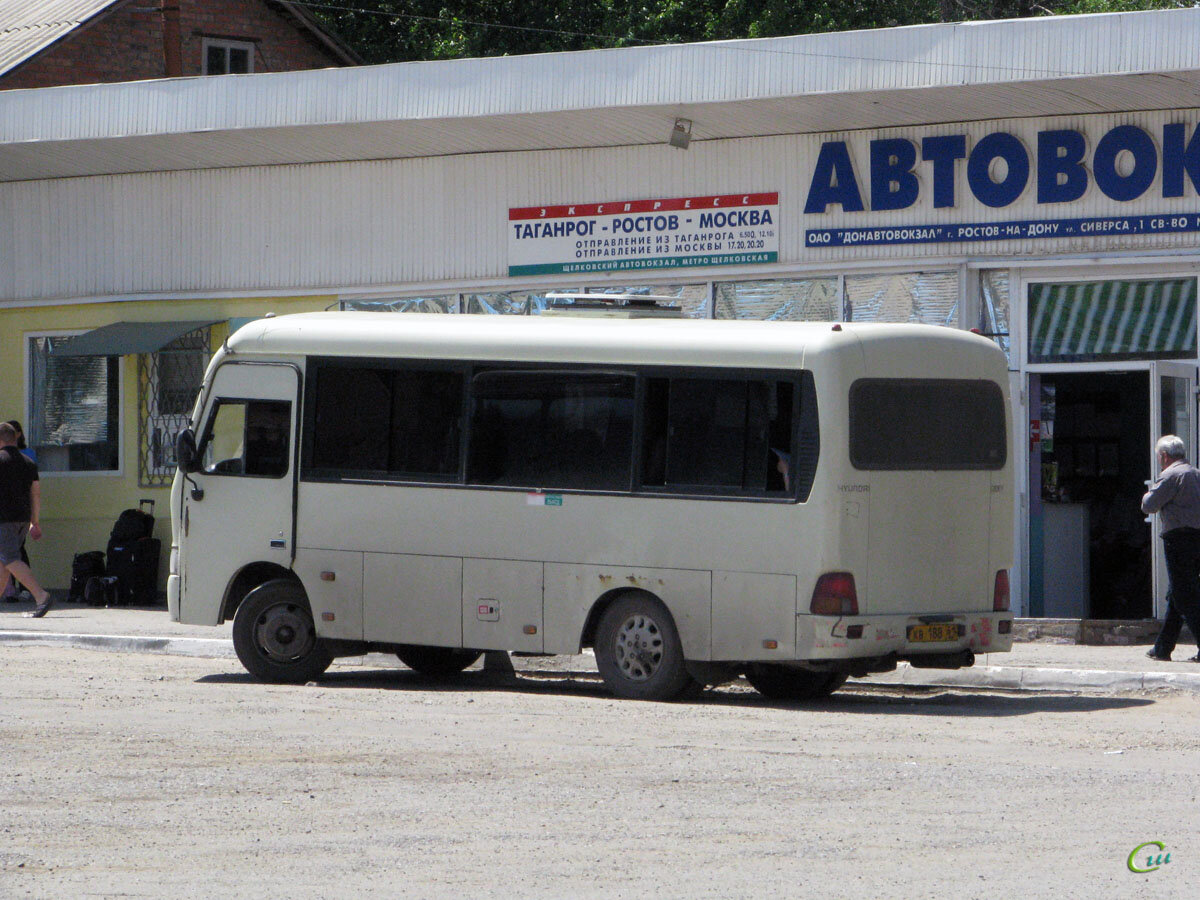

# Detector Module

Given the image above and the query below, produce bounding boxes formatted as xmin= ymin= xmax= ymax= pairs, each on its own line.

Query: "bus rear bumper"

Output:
xmin=798 ymin=612 xmax=1014 ymax=667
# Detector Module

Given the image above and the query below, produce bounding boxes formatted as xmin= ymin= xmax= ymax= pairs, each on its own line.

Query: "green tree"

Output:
xmin=304 ymin=0 xmax=1195 ymax=66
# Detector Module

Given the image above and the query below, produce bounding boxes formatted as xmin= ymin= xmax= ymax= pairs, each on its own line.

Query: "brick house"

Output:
xmin=0 ymin=0 xmax=359 ymax=90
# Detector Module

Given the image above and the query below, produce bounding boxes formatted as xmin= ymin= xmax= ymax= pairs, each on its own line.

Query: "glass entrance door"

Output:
xmin=1150 ymin=362 xmax=1198 ymax=618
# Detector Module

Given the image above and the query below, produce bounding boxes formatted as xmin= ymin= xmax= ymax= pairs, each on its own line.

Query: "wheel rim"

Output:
xmin=613 ymin=613 xmax=664 ymax=682
xmin=254 ymin=601 xmax=316 ymax=663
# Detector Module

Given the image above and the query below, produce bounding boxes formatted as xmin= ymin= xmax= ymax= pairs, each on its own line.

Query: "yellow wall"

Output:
xmin=0 ymin=295 xmax=335 ymax=591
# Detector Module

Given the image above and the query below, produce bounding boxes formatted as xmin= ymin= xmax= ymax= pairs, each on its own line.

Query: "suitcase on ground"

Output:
xmin=69 ymin=550 xmax=106 ymax=602
xmin=107 ymin=536 xmax=162 ymax=606
xmin=106 ymin=499 xmax=161 ymax=606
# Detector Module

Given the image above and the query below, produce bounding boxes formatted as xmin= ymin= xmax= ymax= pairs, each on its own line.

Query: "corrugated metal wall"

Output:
xmin=6 ymin=10 xmax=1200 ymax=148
xmin=5 ymin=105 xmax=1200 ymax=302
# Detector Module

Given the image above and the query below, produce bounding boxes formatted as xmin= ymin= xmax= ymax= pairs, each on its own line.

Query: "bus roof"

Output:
xmin=223 ymin=311 xmax=1001 ymax=371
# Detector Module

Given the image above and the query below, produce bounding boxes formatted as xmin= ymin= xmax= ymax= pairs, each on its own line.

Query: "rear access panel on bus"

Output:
xmin=462 ymin=558 xmax=544 ymax=654
xmin=363 ymin=553 xmax=463 ymax=647
xmin=710 ymin=572 xmax=797 ymax=660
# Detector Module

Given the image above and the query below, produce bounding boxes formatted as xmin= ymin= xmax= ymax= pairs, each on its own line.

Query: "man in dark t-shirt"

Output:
xmin=0 ymin=422 xmax=52 ymax=617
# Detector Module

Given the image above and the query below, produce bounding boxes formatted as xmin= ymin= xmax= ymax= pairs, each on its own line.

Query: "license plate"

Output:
xmin=907 ymin=623 xmax=960 ymax=643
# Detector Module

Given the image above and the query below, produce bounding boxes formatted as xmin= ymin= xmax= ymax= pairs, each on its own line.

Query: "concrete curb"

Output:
xmin=868 ymin=662 xmax=1200 ymax=694
xmin=4 ymin=630 xmax=1200 ymax=694
xmin=0 ymin=630 xmax=236 ymax=659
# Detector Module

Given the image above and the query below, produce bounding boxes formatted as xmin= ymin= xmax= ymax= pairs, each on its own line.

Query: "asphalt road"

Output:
xmin=2 ymin=644 xmax=1196 ymax=899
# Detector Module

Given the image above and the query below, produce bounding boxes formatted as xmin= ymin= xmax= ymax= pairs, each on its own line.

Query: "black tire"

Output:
xmin=745 ymin=664 xmax=848 ymax=701
xmin=594 ymin=592 xmax=698 ymax=701
xmin=395 ymin=645 xmax=482 ymax=678
xmin=232 ymin=579 xmax=333 ymax=684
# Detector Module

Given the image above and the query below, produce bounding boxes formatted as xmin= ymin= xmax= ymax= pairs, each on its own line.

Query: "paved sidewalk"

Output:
xmin=3 ymin=597 xmax=1200 ymax=694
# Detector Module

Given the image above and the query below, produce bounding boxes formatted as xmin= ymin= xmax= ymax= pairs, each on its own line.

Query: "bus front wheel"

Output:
xmin=745 ymin=664 xmax=847 ymax=701
xmin=232 ymin=580 xmax=333 ymax=684
xmin=595 ymin=592 xmax=697 ymax=701
xmin=396 ymin=645 xmax=482 ymax=678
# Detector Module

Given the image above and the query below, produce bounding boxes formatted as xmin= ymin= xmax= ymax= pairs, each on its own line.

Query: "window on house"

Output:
xmin=202 ymin=39 xmax=254 ymax=75
xmin=978 ymin=269 xmax=1012 ymax=361
xmin=715 ymin=278 xmax=840 ymax=320
xmin=844 ymin=271 xmax=959 ymax=325
xmin=27 ymin=335 xmax=120 ymax=472
xmin=341 ymin=296 xmax=459 ymax=313
xmin=139 ymin=328 xmax=211 ymax=487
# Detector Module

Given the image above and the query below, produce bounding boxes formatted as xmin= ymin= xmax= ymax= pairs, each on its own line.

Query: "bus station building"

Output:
xmin=4 ymin=8 xmax=1200 ymax=620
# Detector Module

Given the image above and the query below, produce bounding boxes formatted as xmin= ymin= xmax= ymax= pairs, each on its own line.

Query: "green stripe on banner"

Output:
xmin=1028 ymin=278 xmax=1197 ymax=363
xmin=508 ymin=252 xmax=777 ymax=277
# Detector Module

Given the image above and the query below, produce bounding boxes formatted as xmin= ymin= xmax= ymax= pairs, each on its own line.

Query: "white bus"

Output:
xmin=169 ymin=306 xmax=1014 ymax=701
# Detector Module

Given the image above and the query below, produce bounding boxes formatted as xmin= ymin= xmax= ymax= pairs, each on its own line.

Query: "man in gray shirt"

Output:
xmin=1141 ymin=434 xmax=1200 ymax=661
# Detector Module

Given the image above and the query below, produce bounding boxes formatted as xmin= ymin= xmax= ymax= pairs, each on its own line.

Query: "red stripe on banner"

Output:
xmin=509 ymin=193 xmax=779 ymax=220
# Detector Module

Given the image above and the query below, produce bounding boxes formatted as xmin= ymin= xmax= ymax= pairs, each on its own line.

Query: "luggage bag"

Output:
xmin=105 ymin=499 xmax=161 ymax=606
xmin=83 ymin=575 xmax=119 ymax=607
xmin=69 ymin=551 xmax=106 ymax=602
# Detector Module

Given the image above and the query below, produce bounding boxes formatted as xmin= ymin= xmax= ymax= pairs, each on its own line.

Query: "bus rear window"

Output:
xmin=849 ymin=379 xmax=1006 ymax=470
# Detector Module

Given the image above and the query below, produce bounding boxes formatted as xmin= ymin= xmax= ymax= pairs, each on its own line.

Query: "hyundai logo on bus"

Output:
xmin=804 ymin=123 xmax=1200 ymax=214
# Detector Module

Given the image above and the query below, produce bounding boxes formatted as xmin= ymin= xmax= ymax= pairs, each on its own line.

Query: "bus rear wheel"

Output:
xmin=595 ymin=592 xmax=697 ymax=701
xmin=745 ymin=665 xmax=848 ymax=701
xmin=395 ymin=645 xmax=482 ymax=678
xmin=232 ymin=580 xmax=333 ymax=684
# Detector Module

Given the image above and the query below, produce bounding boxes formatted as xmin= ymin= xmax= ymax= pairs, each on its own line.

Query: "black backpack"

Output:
xmin=68 ymin=551 xmax=106 ymax=602
xmin=108 ymin=502 xmax=155 ymax=545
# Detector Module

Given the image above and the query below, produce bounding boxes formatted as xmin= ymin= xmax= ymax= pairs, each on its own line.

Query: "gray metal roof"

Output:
xmin=0 ymin=0 xmax=118 ymax=78
xmin=3 ymin=9 xmax=1200 ymax=183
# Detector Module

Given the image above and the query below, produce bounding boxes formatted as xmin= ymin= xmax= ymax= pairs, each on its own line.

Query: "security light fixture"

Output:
xmin=669 ymin=117 xmax=692 ymax=150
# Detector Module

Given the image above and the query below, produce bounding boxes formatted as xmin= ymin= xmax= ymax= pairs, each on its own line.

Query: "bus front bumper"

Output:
xmin=798 ymin=611 xmax=1014 ymax=667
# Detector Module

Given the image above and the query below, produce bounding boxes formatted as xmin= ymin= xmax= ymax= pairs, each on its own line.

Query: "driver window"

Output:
xmin=202 ymin=400 xmax=291 ymax=477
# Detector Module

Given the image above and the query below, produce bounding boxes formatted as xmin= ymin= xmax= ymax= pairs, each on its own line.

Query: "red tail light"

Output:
xmin=993 ymin=570 xmax=1010 ymax=612
xmin=811 ymin=572 xmax=858 ymax=616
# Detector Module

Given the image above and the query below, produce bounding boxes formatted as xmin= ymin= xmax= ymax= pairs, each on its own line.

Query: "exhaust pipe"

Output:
xmin=905 ymin=648 xmax=975 ymax=670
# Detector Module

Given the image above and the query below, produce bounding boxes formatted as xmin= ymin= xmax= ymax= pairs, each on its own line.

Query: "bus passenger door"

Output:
xmin=181 ymin=362 xmax=299 ymax=624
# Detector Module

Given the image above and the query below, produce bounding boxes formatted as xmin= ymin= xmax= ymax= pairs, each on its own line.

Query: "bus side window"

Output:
xmin=201 ymin=399 xmax=290 ymax=478
xmin=765 ymin=380 xmax=795 ymax=493
xmin=244 ymin=401 xmax=291 ymax=477
xmin=467 ymin=370 xmax=634 ymax=491
xmin=306 ymin=362 xmax=463 ymax=480
xmin=640 ymin=376 xmax=784 ymax=494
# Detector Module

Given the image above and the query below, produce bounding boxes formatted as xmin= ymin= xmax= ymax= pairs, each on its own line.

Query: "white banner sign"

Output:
xmin=508 ymin=192 xmax=779 ymax=277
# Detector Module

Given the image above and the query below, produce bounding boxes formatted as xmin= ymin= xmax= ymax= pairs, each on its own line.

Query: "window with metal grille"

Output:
xmin=139 ymin=328 xmax=211 ymax=487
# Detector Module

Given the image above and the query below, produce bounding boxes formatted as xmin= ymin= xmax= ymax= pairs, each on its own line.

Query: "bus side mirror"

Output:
xmin=176 ymin=428 xmax=200 ymax=473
